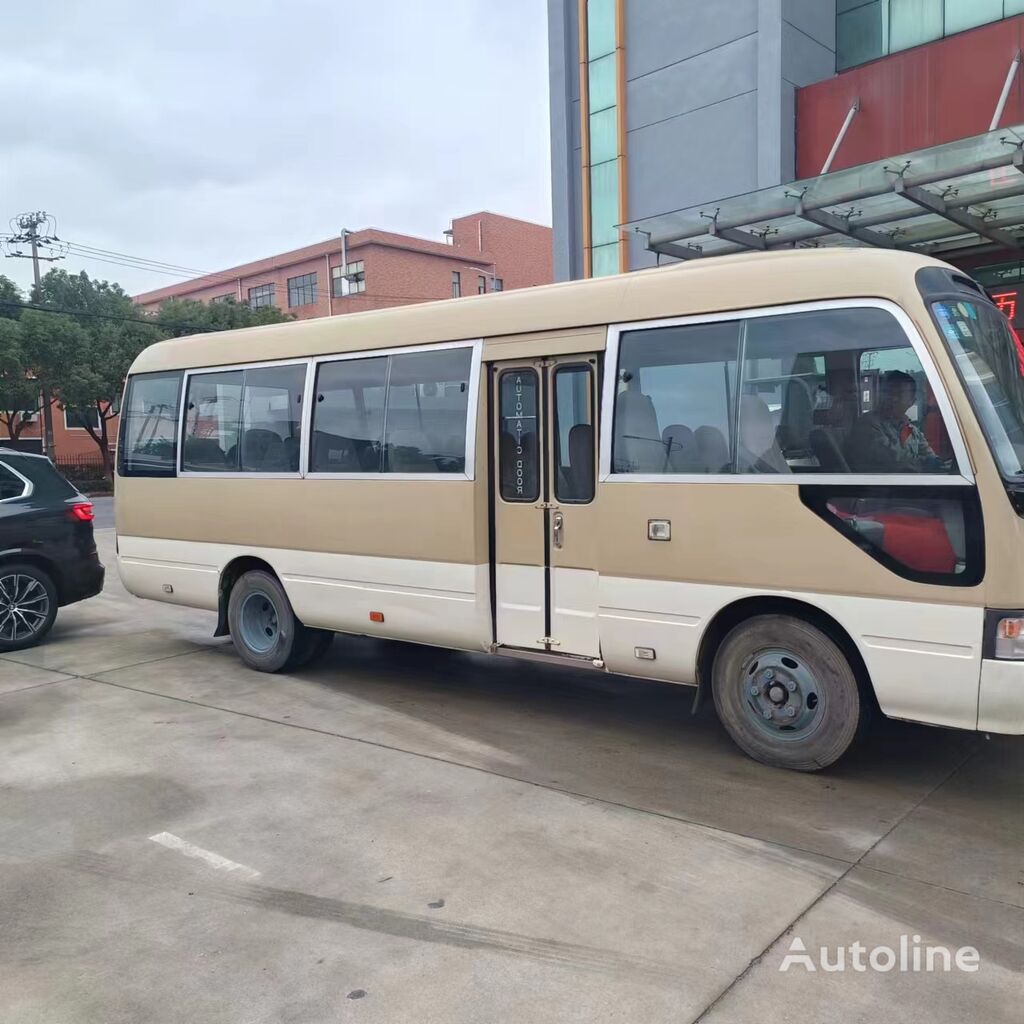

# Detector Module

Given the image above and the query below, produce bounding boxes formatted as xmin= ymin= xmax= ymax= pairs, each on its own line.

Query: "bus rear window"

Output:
xmin=118 ymin=371 xmax=183 ymax=477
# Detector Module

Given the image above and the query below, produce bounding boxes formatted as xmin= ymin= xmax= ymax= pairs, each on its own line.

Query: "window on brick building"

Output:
xmin=478 ymin=275 xmax=487 ymax=295
xmin=287 ymin=272 xmax=317 ymax=307
xmin=64 ymin=406 xmax=101 ymax=431
xmin=211 ymin=293 xmax=235 ymax=304
xmin=248 ymin=283 xmax=276 ymax=309
xmin=452 ymin=271 xmax=461 ymax=298
xmin=493 ymin=278 xmax=504 ymax=292
xmin=331 ymin=261 xmax=365 ymax=297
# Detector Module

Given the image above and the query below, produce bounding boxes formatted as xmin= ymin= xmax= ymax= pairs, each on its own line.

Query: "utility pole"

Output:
xmin=4 ymin=211 xmax=65 ymax=456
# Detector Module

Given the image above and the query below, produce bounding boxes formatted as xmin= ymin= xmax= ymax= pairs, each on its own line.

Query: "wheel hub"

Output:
xmin=741 ymin=649 xmax=825 ymax=738
xmin=0 ymin=574 xmax=49 ymax=643
xmin=239 ymin=590 xmax=280 ymax=654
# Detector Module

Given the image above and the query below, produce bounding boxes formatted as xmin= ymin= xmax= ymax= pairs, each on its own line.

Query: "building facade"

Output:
xmin=135 ymin=212 xmax=553 ymax=320
xmin=549 ymin=0 xmax=1024 ymax=290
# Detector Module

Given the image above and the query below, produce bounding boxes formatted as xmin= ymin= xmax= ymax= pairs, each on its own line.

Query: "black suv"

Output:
xmin=0 ymin=449 xmax=104 ymax=651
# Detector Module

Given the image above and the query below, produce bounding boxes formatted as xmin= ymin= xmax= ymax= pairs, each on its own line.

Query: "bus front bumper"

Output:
xmin=978 ymin=659 xmax=1024 ymax=734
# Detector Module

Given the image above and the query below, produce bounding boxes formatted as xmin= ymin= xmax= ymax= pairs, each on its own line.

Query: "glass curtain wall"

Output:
xmin=583 ymin=0 xmax=623 ymax=276
xmin=838 ymin=0 xmax=1022 ymax=71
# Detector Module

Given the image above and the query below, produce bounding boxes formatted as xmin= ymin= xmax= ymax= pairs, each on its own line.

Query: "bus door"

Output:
xmin=491 ymin=355 xmax=601 ymax=658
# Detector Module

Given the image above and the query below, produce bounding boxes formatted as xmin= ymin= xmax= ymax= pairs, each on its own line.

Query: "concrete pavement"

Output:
xmin=0 ymin=528 xmax=1020 ymax=1023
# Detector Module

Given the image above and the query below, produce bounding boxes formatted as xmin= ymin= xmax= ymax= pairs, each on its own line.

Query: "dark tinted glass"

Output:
xmin=0 ymin=464 xmax=26 ymax=500
xmin=499 ymin=369 xmax=540 ymax=502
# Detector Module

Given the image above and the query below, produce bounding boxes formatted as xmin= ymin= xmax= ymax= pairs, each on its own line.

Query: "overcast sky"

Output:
xmin=1 ymin=0 xmax=551 ymax=297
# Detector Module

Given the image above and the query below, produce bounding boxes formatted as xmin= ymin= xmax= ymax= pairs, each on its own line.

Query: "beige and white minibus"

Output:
xmin=116 ymin=249 xmax=1024 ymax=770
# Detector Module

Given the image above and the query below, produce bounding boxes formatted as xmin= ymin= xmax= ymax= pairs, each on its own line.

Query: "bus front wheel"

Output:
xmin=227 ymin=569 xmax=331 ymax=673
xmin=711 ymin=614 xmax=865 ymax=771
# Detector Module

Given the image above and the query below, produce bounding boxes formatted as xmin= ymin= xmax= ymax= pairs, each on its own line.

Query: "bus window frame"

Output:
xmin=305 ymin=338 xmax=482 ymax=482
xmin=178 ymin=357 xmax=311 ymax=479
xmin=175 ymin=339 xmax=482 ymax=481
xmin=599 ymin=297 xmax=975 ymax=488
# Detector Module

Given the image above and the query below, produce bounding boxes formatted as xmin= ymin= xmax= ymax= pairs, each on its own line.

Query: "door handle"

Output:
xmin=552 ymin=511 xmax=564 ymax=549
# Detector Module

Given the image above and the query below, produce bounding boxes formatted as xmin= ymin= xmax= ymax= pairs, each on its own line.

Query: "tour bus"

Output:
xmin=115 ymin=249 xmax=1024 ymax=770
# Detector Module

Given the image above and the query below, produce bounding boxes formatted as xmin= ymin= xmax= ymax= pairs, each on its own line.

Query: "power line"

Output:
xmin=0 ymin=298 xmax=220 ymax=333
xmin=63 ymin=241 xmax=211 ymax=276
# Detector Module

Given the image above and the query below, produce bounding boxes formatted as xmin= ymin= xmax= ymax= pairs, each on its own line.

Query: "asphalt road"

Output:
xmin=0 ymin=527 xmax=1020 ymax=1023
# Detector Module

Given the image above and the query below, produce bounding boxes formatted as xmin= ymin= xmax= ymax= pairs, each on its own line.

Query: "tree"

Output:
xmin=0 ymin=274 xmax=23 ymax=320
xmin=154 ymin=295 xmax=293 ymax=337
xmin=0 ymin=277 xmax=42 ymax=442
xmin=0 ymin=318 xmax=42 ymax=441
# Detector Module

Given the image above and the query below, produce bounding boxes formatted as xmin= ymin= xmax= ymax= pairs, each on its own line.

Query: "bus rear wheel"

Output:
xmin=711 ymin=614 xmax=864 ymax=771
xmin=228 ymin=569 xmax=330 ymax=673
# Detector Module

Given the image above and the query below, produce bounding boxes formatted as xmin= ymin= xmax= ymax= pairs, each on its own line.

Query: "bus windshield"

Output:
xmin=933 ymin=298 xmax=1024 ymax=479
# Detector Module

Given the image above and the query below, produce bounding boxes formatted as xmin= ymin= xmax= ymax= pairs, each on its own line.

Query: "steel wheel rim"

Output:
xmin=740 ymin=647 xmax=827 ymax=741
xmin=0 ymin=574 xmax=50 ymax=643
xmin=239 ymin=590 xmax=280 ymax=654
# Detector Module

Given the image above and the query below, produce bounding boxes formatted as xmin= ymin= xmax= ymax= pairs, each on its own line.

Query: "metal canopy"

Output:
xmin=624 ymin=125 xmax=1024 ymax=263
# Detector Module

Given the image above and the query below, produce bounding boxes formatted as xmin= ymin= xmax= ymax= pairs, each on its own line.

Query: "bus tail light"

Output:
xmin=994 ymin=616 xmax=1024 ymax=659
xmin=68 ymin=502 xmax=95 ymax=522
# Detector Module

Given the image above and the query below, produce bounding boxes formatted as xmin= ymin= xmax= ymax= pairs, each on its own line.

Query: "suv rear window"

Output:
xmin=0 ymin=453 xmax=76 ymax=500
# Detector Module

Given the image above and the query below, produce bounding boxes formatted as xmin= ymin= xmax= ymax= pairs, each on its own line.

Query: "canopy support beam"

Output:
xmin=894 ymin=179 xmax=1022 ymax=251
xmin=794 ymin=201 xmax=898 ymax=248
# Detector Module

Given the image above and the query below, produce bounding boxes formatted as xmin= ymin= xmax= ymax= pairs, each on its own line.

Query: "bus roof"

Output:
xmin=129 ymin=248 xmax=952 ymax=374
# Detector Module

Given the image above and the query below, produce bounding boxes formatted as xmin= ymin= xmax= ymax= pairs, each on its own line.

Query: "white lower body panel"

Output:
xmin=495 ymin=563 xmax=545 ymax=649
xmin=598 ymin=577 xmax=983 ymax=731
xmin=117 ymin=536 xmax=491 ymax=652
xmin=977 ymin=658 xmax=1024 ymax=734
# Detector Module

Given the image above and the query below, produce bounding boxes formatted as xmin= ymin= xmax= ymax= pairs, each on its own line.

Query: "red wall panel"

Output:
xmin=797 ymin=16 xmax=1024 ymax=178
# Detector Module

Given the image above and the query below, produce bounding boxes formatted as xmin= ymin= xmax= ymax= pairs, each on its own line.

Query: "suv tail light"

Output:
xmin=68 ymin=502 xmax=95 ymax=522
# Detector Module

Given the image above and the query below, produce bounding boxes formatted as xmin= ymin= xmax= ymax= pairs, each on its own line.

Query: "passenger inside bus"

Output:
xmin=845 ymin=369 xmax=941 ymax=473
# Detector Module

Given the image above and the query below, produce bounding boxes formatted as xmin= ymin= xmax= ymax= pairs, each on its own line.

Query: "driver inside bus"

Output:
xmin=846 ymin=369 xmax=941 ymax=472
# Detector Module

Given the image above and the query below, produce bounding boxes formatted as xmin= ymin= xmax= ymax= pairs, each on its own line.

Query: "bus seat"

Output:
xmin=241 ymin=428 xmax=287 ymax=471
xmin=809 ymin=427 xmax=850 ymax=472
xmin=694 ymin=425 xmax=729 ymax=473
xmin=566 ymin=423 xmax=594 ymax=499
xmin=777 ymin=377 xmax=814 ymax=454
xmin=183 ymin=436 xmax=227 ymax=469
xmin=614 ymin=386 xmax=662 ymax=471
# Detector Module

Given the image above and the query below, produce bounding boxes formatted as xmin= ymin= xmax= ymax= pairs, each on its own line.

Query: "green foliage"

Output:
xmin=0 ymin=317 xmax=41 ymax=437
xmin=154 ymin=296 xmax=293 ymax=337
xmin=0 ymin=275 xmax=23 ymax=320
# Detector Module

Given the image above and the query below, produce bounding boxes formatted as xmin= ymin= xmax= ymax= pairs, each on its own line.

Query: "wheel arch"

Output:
xmin=692 ymin=595 xmax=876 ymax=714
xmin=0 ymin=548 xmax=66 ymax=604
xmin=215 ymin=555 xmax=280 ymax=637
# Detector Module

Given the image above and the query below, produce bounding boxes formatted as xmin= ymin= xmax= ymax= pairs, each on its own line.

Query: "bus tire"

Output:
xmin=711 ymin=614 xmax=863 ymax=771
xmin=228 ymin=570 xmax=304 ymax=673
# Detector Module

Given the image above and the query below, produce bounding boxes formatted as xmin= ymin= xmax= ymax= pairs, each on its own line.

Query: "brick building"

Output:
xmin=134 ymin=212 xmax=553 ymax=319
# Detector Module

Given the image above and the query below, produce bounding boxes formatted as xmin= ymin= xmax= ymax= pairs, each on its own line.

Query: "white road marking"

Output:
xmin=149 ymin=831 xmax=261 ymax=880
